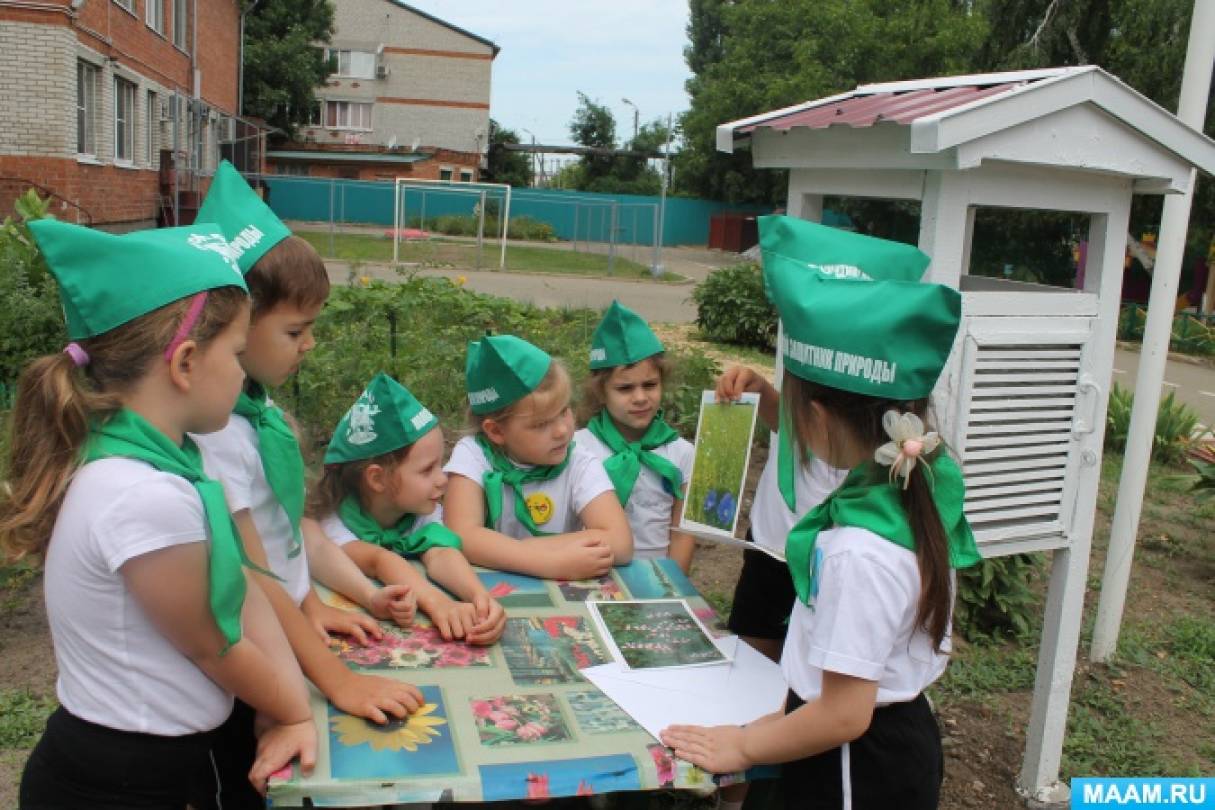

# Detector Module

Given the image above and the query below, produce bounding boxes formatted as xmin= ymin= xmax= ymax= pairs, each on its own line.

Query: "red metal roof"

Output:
xmin=739 ymin=82 xmax=1019 ymax=134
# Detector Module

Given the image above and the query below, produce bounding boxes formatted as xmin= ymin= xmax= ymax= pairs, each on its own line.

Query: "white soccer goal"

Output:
xmin=392 ymin=178 xmax=512 ymax=271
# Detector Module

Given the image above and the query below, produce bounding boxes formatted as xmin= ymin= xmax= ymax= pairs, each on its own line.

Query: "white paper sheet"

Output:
xmin=582 ymin=636 xmax=788 ymax=740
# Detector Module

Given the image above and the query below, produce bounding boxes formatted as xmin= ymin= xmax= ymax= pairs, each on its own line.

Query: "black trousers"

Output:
xmin=781 ymin=690 xmax=943 ymax=810
xmin=193 ymin=698 xmax=263 ymax=810
xmin=19 ymin=707 xmax=220 ymax=810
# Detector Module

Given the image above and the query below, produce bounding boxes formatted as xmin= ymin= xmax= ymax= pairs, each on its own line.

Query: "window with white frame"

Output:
xmin=326 ymin=49 xmax=376 ymax=79
xmin=77 ymin=60 xmax=98 ymax=156
xmin=323 ymin=100 xmax=372 ymax=130
xmin=114 ymin=0 xmax=134 ymax=13
xmin=439 ymin=167 xmax=453 ymax=181
xmin=146 ymin=90 xmax=158 ymax=164
xmin=114 ymin=77 xmax=137 ymax=162
xmin=146 ymin=0 xmax=165 ymax=33
xmin=459 ymin=169 xmax=474 ymax=182
xmin=173 ymin=0 xmax=188 ymax=50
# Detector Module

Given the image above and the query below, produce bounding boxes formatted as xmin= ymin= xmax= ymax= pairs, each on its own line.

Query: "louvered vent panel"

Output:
xmin=961 ymin=344 xmax=1082 ymax=533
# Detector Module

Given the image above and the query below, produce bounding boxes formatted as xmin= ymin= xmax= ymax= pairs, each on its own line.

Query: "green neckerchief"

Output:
xmin=785 ymin=454 xmax=981 ymax=606
xmin=83 ymin=409 xmax=257 ymax=653
xmin=336 ymin=495 xmax=461 ymax=557
xmin=233 ymin=383 xmax=304 ymax=557
xmin=474 ymin=434 xmax=573 ymax=537
xmin=585 ymin=410 xmax=683 ymax=506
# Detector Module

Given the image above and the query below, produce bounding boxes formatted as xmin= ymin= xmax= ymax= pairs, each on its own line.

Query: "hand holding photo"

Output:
xmin=589 ymin=599 xmax=729 ymax=670
xmin=680 ymin=391 xmax=760 ymax=539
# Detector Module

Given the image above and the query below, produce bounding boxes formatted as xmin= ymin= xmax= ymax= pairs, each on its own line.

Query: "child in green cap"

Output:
xmin=662 ymin=247 xmax=982 ymax=810
xmin=2 ymin=221 xmax=315 ymax=805
xmin=444 ymin=334 xmax=634 ymax=579
xmin=191 ymin=161 xmax=421 ymax=809
xmin=309 ymin=373 xmax=506 ymax=645
xmin=574 ymin=301 xmax=696 ymax=572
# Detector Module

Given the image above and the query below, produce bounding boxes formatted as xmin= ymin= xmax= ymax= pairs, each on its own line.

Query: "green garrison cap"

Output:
xmin=324 ymin=373 xmax=439 ymax=463
xmin=27 ymin=219 xmax=248 ymax=340
xmin=195 ymin=160 xmax=292 ymax=274
xmin=765 ymin=255 xmax=961 ymax=400
xmin=465 ymin=335 xmax=553 ymax=415
xmin=589 ymin=300 xmax=665 ymax=369
xmin=759 ymin=215 xmax=930 ymax=285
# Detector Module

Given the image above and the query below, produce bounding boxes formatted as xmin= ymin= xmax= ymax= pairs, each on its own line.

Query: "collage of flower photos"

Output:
xmin=284 ymin=559 xmax=722 ymax=804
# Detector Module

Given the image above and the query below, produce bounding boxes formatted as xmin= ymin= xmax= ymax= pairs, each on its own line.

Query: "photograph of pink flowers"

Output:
xmin=333 ymin=621 xmax=493 ymax=671
xmin=470 ymin=693 xmax=572 ymax=747
xmin=590 ymin=599 xmax=728 ymax=670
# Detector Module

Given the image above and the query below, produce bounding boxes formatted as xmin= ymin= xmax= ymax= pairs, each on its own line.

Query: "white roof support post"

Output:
xmin=1091 ymin=0 xmax=1215 ymax=663
xmin=916 ymin=170 xmax=971 ymax=287
xmin=1018 ymin=193 xmax=1132 ymax=803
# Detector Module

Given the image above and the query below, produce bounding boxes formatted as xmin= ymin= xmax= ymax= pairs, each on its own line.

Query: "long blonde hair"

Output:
xmin=0 ymin=287 xmax=249 ymax=563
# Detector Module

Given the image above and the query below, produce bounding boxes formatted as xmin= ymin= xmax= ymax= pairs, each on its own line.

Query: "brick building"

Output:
xmin=266 ymin=0 xmax=496 ymax=183
xmin=0 ymin=0 xmax=256 ymax=231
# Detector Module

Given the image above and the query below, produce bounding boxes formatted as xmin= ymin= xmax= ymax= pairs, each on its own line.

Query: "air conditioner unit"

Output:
xmin=375 ymin=64 xmax=389 ymax=79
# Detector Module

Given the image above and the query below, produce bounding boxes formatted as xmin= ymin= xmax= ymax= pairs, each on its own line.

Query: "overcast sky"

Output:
xmin=402 ymin=0 xmax=693 ymax=146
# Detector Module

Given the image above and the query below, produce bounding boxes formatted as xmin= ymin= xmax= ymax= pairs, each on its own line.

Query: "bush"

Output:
xmin=286 ymin=277 xmax=717 ymax=452
xmin=408 ymin=213 xmax=557 ymax=242
xmin=1105 ymin=384 xmax=1202 ymax=465
xmin=691 ymin=262 xmax=777 ymax=350
xmin=955 ymin=554 xmax=1043 ymax=641
xmin=0 ymin=190 xmax=64 ymax=385
xmin=1117 ymin=305 xmax=1215 ymax=356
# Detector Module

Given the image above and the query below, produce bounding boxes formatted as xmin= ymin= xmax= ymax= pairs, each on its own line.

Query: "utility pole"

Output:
xmin=622 ymin=98 xmax=639 ymax=142
xmin=1091 ymin=0 xmax=1215 ymax=662
xmin=654 ymin=112 xmax=673 ymax=278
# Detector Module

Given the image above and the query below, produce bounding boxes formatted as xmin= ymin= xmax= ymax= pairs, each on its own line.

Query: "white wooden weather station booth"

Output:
xmin=717 ymin=65 xmax=1215 ymax=803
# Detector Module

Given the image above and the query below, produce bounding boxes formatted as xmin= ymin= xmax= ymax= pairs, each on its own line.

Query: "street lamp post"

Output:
xmin=520 ymin=127 xmax=537 ymax=187
xmin=621 ymin=98 xmax=639 ymax=142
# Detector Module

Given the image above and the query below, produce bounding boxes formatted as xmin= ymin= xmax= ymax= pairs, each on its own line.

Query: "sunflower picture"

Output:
xmin=328 ymin=685 xmax=461 ymax=779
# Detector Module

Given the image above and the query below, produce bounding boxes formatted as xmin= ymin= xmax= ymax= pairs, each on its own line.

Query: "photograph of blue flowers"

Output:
xmin=328 ymin=685 xmax=460 ymax=780
xmin=680 ymin=390 xmax=759 ymax=538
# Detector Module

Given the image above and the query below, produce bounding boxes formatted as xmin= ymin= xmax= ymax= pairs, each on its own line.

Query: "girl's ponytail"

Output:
xmin=900 ymin=462 xmax=953 ymax=652
xmin=1 ymin=352 xmax=122 ymax=561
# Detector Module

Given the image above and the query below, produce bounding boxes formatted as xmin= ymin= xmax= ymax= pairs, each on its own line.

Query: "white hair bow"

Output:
xmin=874 ymin=411 xmax=940 ymax=489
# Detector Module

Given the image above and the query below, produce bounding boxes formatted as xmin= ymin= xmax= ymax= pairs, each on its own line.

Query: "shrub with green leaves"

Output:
xmin=691 ymin=262 xmax=777 ymax=350
xmin=955 ymin=554 xmax=1043 ymax=642
xmin=0 ymin=190 xmax=65 ymax=385
xmin=1105 ymin=384 xmax=1202 ymax=465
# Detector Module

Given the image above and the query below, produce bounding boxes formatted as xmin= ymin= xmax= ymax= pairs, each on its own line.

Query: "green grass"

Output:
xmin=0 ymin=690 xmax=56 ymax=749
xmin=295 ymin=230 xmax=682 ymax=282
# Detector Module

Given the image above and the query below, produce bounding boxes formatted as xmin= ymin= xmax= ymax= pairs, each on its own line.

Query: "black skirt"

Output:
xmin=726 ymin=529 xmax=798 ymax=641
xmin=19 ymin=706 xmax=221 ymax=810
xmin=781 ymin=689 xmax=943 ymax=810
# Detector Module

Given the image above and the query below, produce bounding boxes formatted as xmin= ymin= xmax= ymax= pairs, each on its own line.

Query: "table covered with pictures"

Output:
xmin=267 ymin=558 xmax=739 ymax=807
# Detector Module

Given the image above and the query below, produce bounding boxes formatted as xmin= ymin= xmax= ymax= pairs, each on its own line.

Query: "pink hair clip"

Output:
xmin=163 ymin=291 xmax=209 ymax=362
xmin=63 ymin=342 xmax=90 ymax=367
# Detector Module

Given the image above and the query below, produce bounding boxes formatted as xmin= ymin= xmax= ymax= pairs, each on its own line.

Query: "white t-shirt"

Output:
xmin=781 ymin=525 xmax=952 ymax=706
xmin=193 ymin=412 xmax=311 ymax=605
xmin=443 ymin=435 xmax=614 ymax=538
xmin=573 ymin=427 xmax=694 ymax=558
xmin=320 ymin=505 xmax=443 ymax=548
xmin=44 ymin=458 xmax=234 ymax=735
xmin=750 ymin=431 xmax=847 ymax=553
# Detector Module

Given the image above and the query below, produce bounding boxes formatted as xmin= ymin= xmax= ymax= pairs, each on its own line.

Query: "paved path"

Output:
xmin=328 ymin=258 xmax=1215 ymax=430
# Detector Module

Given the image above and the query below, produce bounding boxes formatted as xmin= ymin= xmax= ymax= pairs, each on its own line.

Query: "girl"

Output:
xmin=310 ymin=373 xmax=506 ymax=645
xmin=444 ymin=334 xmax=633 ymax=580
xmin=574 ymin=301 xmax=695 ymax=572
xmin=661 ymin=256 xmax=981 ymax=810
xmin=1 ymin=220 xmax=316 ymax=807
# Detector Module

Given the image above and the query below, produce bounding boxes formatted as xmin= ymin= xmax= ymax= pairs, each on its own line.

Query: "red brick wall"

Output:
xmin=196 ymin=1 xmax=239 ymax=113
xmin=0 ymin=155 xmax=160 ymax=230
xmin=269 ymin=150 xmax=481 ymax=182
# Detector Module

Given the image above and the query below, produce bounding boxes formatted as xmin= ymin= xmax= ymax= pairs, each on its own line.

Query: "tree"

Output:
xmin=676 ymin=0 xmax=988 ymax=203
xmin=569 ymin=92 xmax=619 ymax=184
xmin=242 ymin=0 xmax=335 ymax=137
xmin=484 ymin=119 xmax=533 ymax=188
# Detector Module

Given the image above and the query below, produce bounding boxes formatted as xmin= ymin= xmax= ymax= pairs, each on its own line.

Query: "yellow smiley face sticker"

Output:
xmin=526 ymin=493 xmax=554 ymax=525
